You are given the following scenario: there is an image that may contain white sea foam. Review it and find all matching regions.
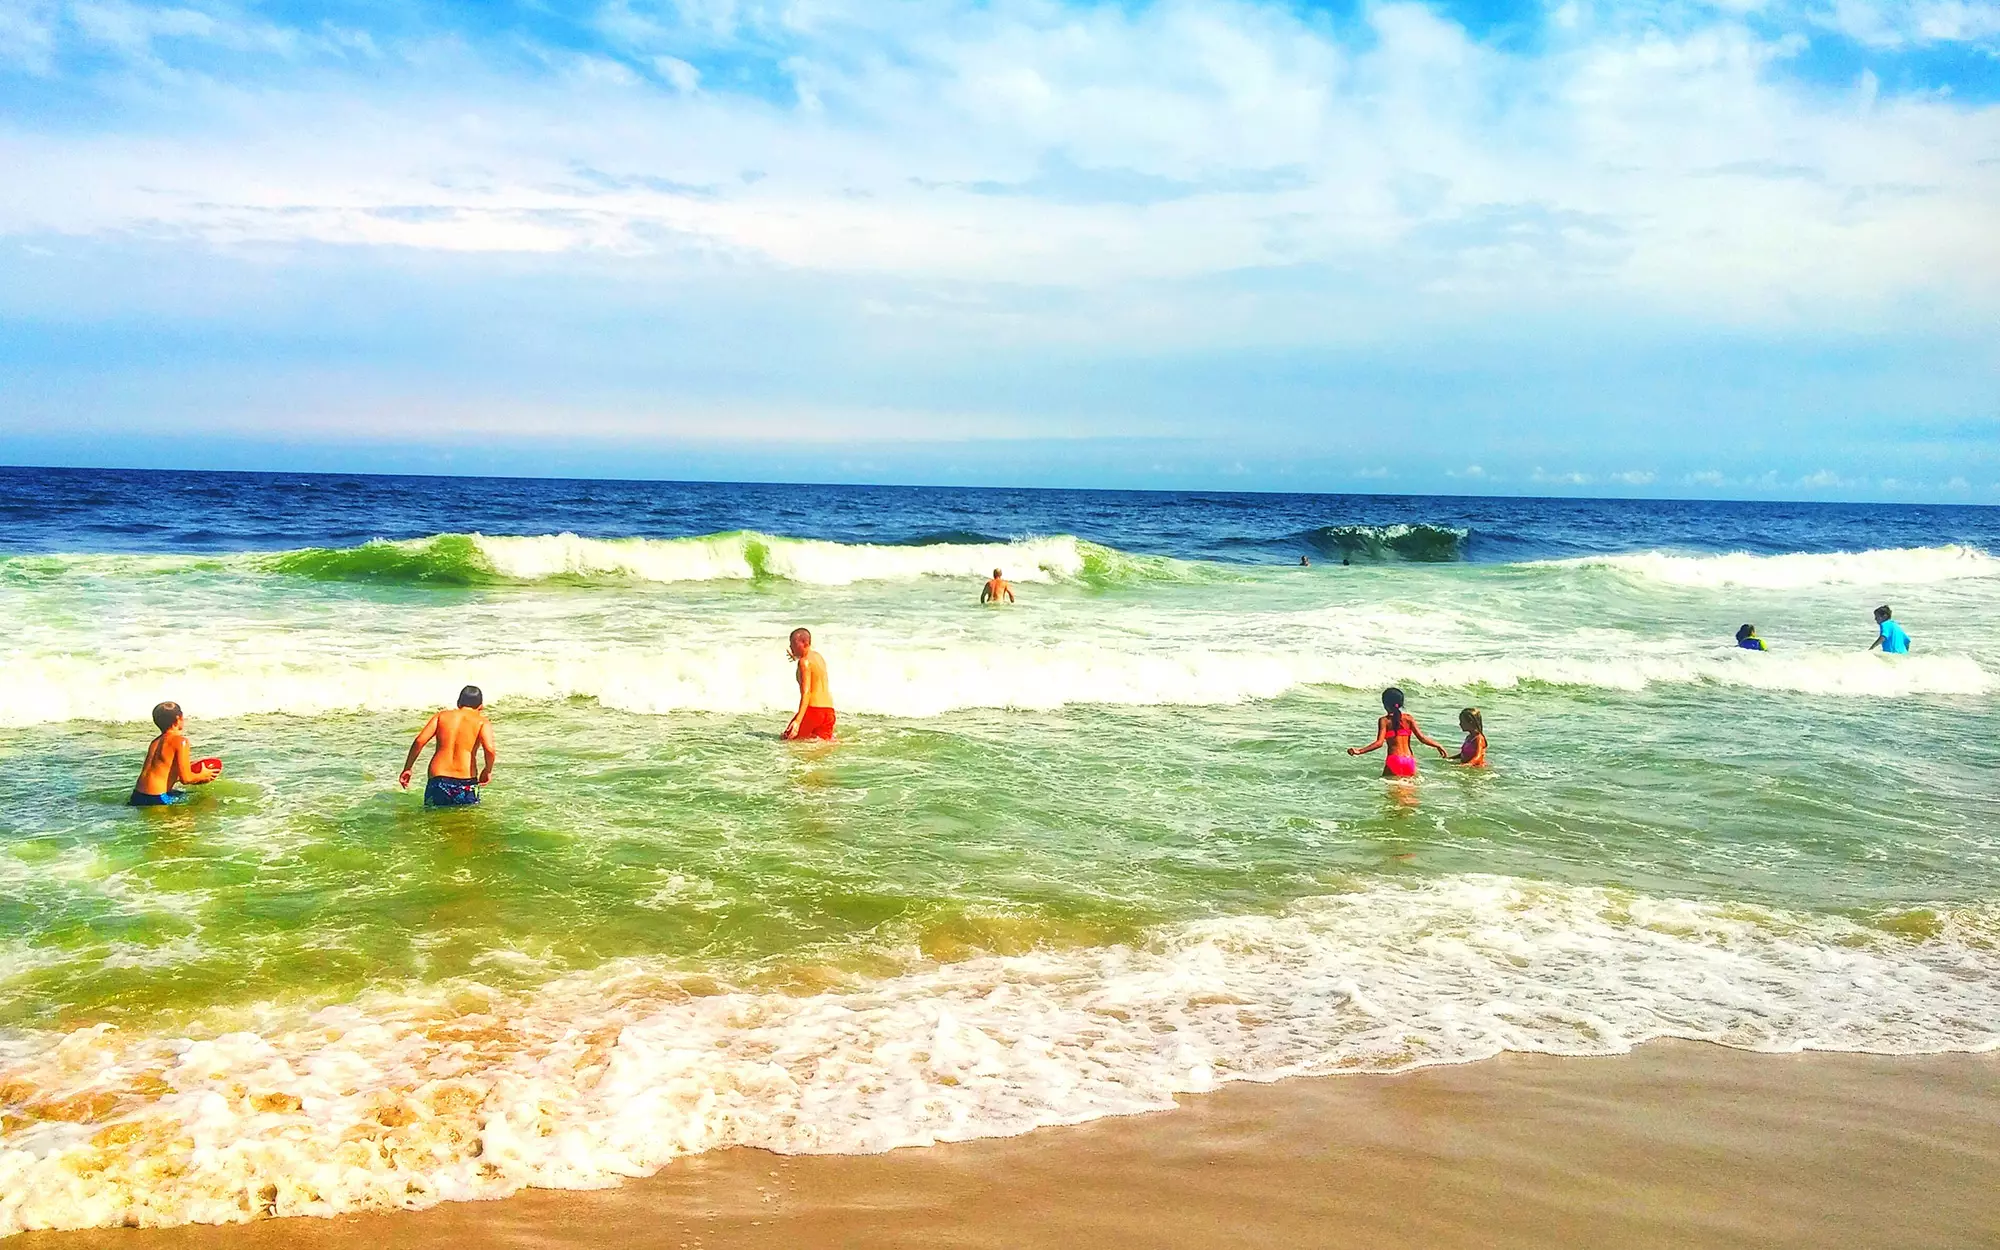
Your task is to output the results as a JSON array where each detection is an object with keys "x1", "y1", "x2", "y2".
[
  {"x1": 3, "y1": 636, "x2": 1990, "y2": 728},
  {"x1": 2, "y1": 875, "x2": 1994, "y2": 1234},
  {"x1": 471, "y1": 533, "x2": 1098, "y2": 585},
  {"x1": 1552, "y1": 545, "x2": 1999, "y2": 589}
]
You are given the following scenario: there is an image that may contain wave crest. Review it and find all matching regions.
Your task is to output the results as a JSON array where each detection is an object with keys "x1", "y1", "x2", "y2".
[
  {"x1": 1304, "y1": 523, "x2": 1469, "y2": 562},
  {"x1": 1549, "y1": 545, "x2": 1997, "y2": 589},
  {"x1": 252, "y1": 532, "x2": 1218, "y2": 588}
]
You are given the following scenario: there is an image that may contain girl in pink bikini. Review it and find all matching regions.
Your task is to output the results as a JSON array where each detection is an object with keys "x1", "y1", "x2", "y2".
[{"x1": 1348, "y1": 687, "x2": 1449, "y2": 778}]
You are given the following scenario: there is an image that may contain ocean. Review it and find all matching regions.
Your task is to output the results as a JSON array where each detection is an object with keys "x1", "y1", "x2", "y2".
[{"x1": 2, "y1": 466, "x2": 1997, "y2": 1233}]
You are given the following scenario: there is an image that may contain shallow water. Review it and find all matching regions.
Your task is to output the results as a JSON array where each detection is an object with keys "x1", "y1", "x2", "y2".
[{"x1": 1, "y1": 469, "x2": 1996, "y2": 1233}]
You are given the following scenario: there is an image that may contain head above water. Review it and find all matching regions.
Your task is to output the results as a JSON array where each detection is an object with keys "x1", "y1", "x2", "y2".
[
  {"x1": 789, "y1": 627, "x2": 812, "y2": 657},
  {"x1": 1459, "y1": 707, "x2": 1483, "y2": 735},
  {"x1": 993, "y1": 568, "x2": 1003, "y2": 579},
  {"x1": 150, "y1": 701, "x2": 183, "y2": 732},
  {"x1": 457, "y1": 685, "x2": 483, "y2": 709},
  {"x1": 1736, "y1": 624, "x2": 1757, "y2": 642},
  {"x1": 1381, "y1": 686, "x2": 1405, "y2": 731},
  {"x1": 1874, "y1": 605, "x2": 1893, "y2": 622}
]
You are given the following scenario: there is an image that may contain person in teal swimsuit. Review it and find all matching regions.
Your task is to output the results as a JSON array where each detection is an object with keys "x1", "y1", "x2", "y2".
[{"x1": 1870, "y1": 605, "x2": 1911, "y2": 654}]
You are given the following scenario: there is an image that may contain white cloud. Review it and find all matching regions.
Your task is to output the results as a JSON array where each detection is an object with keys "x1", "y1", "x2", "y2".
[
  {"x1": 1609, "y1": 469, "x2": 1657, "y2": 484},
  {"x1": 1446, "y1": 464, "x2": 1487, "y2": 478},
  {"x1": 1817, "y1": 0, "x2": 2000, "y2": 48},
  {"x1": 1532, "y1": 468, "x2": 1595, "y2": 485},
  {"x1": 0, "y1": 0, "x2": 1994, "y2": 339},
  {"x1": 1684, "y1": 469, "x2": 1728, "y2": 485}
]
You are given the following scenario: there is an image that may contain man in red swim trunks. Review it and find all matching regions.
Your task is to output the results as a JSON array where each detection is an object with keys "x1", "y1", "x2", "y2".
[{"x1": 783, "y1": 627, "x2": 836, "y2": 740}]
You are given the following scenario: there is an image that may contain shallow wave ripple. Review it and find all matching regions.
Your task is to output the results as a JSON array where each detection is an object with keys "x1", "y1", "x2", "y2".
[
  {"x1": 2, "y1": 876, "x2": 1994, "y2": 1235},
  {"x1": 1545, "y1": 544, "x2": 1999, "y2": 589},
  {"x1": 8, "y1": 636, "x2": 1991, "y2": 727}
]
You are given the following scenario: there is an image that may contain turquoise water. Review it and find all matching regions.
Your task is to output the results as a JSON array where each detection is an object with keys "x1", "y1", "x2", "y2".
[{"x1": 2, "y1": 502, "x2": 1998, "y2": 1232}]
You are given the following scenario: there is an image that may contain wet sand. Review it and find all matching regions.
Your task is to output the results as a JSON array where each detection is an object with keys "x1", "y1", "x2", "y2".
[{"x1": 22, "y1": 1042, "x2": 2000, "y2": 1250}]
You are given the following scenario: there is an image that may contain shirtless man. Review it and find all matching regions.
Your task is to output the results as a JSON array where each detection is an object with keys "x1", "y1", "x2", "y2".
[
  {"x1": 783, "y1": 628, "x2": 836, "y2": 740},
  {"x1": 131, "y1": 701, "x2": 220, "y2": 806},
  {"x1": 981, "y1": 568, "x2": 1015, "y2": 605},
  {"x1": 400, "y1": 685, "x2": 497, "y2": 806}
]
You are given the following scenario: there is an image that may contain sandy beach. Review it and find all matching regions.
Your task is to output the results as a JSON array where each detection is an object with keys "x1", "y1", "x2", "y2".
[{"x1": 19, "y1": 1042, "x2": 1997, "y2": 1250}]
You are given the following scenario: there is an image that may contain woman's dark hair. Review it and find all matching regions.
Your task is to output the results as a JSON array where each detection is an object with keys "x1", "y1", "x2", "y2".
[
  {"x1": 1736, "y1": 624, "x2": 1755, "y2": 641},
  {"x1": 1381, "y1": 687, "x2": 1405, "y2": 733}
]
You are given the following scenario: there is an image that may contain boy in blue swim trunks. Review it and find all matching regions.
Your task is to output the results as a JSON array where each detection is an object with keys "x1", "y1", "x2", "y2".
[
  {"x1": 400, "y1": 686, "x2": 497, "y2": 806},
  {"x1": 130, "y1": 701, "x2": 220, "y2": 805},
  {"x1": 1870, "y1": 605, "x2": 1911, "y2": 654}
]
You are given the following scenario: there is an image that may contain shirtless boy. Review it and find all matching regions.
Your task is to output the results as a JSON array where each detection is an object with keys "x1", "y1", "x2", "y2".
[
  {"x1": 400, "y1": 685, "x2": 497, "y2": 806},
  {"x1": 981, "y1": 569, "x2": 1015, "y2": 605},
  {"x1": 783, "y1": 628, "x2": 836, "y2": 740},
  {"x1": 131, "y1": 701, "x2": 220, "y2": 806}
]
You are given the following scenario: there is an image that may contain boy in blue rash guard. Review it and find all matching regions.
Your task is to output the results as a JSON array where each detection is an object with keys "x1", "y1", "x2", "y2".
[
  {"x1": 1871, "y1": 605, "x2": 1911, "y2": 654},
  {"x1": 1735, "y1": 624, "x2": 1767, "y2": 651},
  {"x1": 400, "y1": 686, "x2": 497, "y2": 806}
]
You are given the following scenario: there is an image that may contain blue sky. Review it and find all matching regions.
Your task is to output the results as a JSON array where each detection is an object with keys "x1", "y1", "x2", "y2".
[{"x1": 1, "y1": 0, "x2": 1996, "y2": 498}]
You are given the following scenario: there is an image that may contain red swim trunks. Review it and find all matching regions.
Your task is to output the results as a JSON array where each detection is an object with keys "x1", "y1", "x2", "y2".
[{"x1": 792, "y1": 706, "x2": 836, "y2": 740}]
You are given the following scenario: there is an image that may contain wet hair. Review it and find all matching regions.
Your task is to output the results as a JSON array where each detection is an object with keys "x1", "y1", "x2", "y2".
[
  {"x1": 1874, "y1": 604, "x2": 1893, "y2": 621},
  {"x1": 993, "y1": 568, "x2": 1004, "y2": 579},
  {"x1": 1736, "y1": 624, "x2": 1756, "y2": 642},
  {"x1": 1381, "y1": 687, "x2": 1405, "y2": 733},
  {"x1": 457, "y1": 685, "x2": 483, "y2": 708},
  {"x1": 1459, "y1": 707, "x2": 1483, "y2": 735},
  {"x1": 151, "y1": 701, "x2": 182, "y2": 732},
  {"x1": 789, "y1": 627, "x2": 812, "y2": 654}
]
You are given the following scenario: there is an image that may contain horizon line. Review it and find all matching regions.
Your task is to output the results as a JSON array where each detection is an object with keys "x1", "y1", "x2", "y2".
[{"x1": 6, "y1": 461, "x2": 1996, "y2": 513}]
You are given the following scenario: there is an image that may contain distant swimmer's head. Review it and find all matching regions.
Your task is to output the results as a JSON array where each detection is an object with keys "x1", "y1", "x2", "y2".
[
  {"x1": 1874, "y1": 604, "x2": 1893, "y2": 622},
  {"x1": 789, "y1": 627, "x2": 812, "y2": 658},
  {"x1": 1736, "y1": 624, "x2": 1757, "y2": 642},
  {"x1": 151, "y1": 701, "x2": 183, "y2": 732},
  {"x1": 457, "y1": 685, "x2": 483, "y2": 709},
  {"x1": 993, "y1": 568, "x2": 1004, "y2": 580},
  {"x1": 1459, "y1": 707, "x2": 1483, "y2": 735}
]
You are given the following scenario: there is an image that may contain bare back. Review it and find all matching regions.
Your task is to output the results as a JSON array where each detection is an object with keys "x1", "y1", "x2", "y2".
[
  {"x1": 134, "y1": 730, "x2": 187, "y2": 796},
  {"x1": 796, "y1": 651, "x2": 833, "y2": 709},
  {"x1": 427, "y1": 707, "x2": 492, "y2": 779}
]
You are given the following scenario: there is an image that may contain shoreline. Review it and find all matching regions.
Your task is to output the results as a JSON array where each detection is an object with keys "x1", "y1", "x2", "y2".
[{"x1": 20, "y1": 1041, "x2": 1998, "y2": 1249}]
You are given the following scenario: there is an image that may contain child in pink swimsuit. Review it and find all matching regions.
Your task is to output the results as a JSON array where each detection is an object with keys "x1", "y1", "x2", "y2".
[{"x1": 1349, "y1": 687, "x2": 1449, "y2": 778}]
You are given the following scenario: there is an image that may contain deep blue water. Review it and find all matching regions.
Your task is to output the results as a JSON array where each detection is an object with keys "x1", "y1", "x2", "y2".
[{"x1": 3, "y1": 465, "x2": 1996, "y2": 560}]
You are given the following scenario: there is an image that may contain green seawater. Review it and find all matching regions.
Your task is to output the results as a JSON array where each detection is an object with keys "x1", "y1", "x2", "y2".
[{"x1": 1, "y1": 535, "x2": 1996, "y2": 1231}]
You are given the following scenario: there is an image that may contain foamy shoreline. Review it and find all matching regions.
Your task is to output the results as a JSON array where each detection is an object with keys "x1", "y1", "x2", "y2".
[{"x1": 17, "y1": 1044, "x2": 1998, "y2": 1249}]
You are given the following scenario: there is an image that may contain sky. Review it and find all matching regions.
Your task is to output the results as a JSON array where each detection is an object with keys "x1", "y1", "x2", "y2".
[{"x1": 0, "y1": 0, "x2": 1996, "y2": 499}]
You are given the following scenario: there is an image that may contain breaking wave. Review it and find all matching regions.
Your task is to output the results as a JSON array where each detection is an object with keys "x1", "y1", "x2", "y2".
[
  {"x1": 258, "y1": 532, "x2": 1214, "y2": 588},
  {"x1": 5, "y1": 638, "x2": 1988, "y2": 727},
  {"x1": 2, "y1": 876, "x2": 1993, "y2": 1234},
  {"x1": 1303, "y1": 523, "x2": 1469, "y2": 563},
  {"x1": 1547, "y1": 545, "x2": 1998, "y2": 589}
]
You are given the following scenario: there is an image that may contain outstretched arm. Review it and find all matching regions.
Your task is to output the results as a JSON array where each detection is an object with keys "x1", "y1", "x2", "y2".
[
  {"x1": 1868, "y1": 633, "x2": 1883, "y2": 651},
  {"x1": 1348, "y1": 718, "x2": 1389, "y2": 756},
  {"x1": 476, "y1": 719, "x2": 498, "y2": 785},
  {"x1": 170, "y1": 735, "x2": 217, "y2": 785},
  {"x1": 1408, "y1": 716, "x2": 1451, "y2": 757},
  {"x1": 400, "y1": 713, "x2": 440, "y2": 788}
]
